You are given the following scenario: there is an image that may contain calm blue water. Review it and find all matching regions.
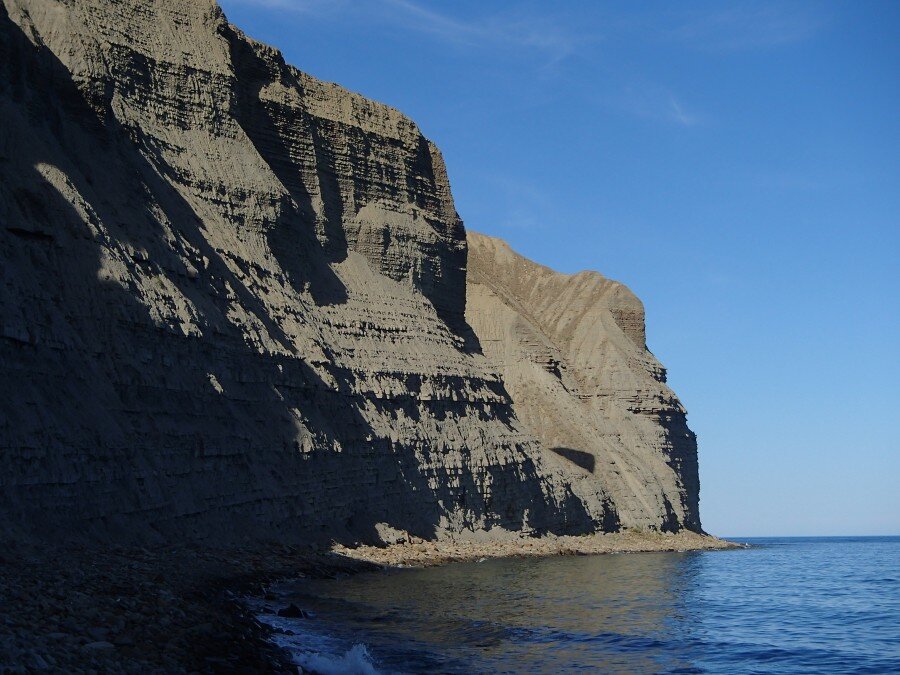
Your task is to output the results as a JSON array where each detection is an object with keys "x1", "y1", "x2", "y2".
[{"x1": 258, "y1": 537, "x2": 900, "y2": 673}]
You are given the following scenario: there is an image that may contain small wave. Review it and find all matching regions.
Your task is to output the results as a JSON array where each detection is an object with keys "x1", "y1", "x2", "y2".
[
  {"x1": 253, "y1": 600, "x2": 383, "y2": 675},
  {"x1": 296, "y1": 643, "x2": 380, "y2": 675},
  {"x1": 255, "y1": 539, "x2": 900, "y2": 673}
]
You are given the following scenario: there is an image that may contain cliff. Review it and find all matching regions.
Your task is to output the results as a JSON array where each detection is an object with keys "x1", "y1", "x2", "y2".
[
  {"x1": 0, "y1": 0, "x2": 701, "y2": 544},
  {"x1": 466, "y1": 233, "x2": 700, "y2": 531}
]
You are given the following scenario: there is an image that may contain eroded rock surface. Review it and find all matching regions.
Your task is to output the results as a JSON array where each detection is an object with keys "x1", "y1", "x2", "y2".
[
  {"x1": 0, "y1": 0, "x2": 700, "y2": 544},
  {"x1": 466, "y1": 233, "x2": 701, "y2": 532}
]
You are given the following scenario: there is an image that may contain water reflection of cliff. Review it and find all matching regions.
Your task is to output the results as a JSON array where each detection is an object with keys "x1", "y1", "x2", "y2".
[{"x1": 272, "y1": 552, "x2": 704, "y2": 673}]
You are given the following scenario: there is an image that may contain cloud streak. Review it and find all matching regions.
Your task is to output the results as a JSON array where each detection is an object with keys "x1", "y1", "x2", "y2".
[
  {"x1": 222, "y1": 1, "x2": 825, "y2": 130},
  {"x1": 380, "y1": 0, "x2": 582, "y2": 68},
  {"x1": 662, "y1": 5, "x2": 827, "y2": 51},
  {"x1": 225, "y1": 0, "x2": 584, "y2": 67},
  {"x1": 598, "y1": 80, "x2": 703, "y2": 128},
  {"x1": 224, "y1": 0, "x2": 340, "y2": 12}
]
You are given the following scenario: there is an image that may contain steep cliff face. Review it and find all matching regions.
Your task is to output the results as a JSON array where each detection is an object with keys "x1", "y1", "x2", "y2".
[
  {"x1": 0, "y1": 0, "x2": 700, "y2": 543},
  {"x1": 466, "y1": 233, "x2": 701, "y2": 532}
]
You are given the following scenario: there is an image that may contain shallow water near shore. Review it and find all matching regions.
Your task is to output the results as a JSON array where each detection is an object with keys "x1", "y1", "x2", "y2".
[{"x1": 257, "y1": 537, "x2": 900, "y2": 673}]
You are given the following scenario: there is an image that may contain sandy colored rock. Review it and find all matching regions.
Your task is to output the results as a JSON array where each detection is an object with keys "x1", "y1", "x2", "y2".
[
  {"x1": 467, "y1": 232, "x2": 701, "y2": 532},
  {"x1": 335, "y1": 531, "x2": 738, "y2": 568}
]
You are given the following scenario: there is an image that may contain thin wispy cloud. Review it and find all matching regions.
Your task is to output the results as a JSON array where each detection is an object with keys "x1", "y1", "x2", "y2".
[
  {"x1": 224, "y1": 1, "x2": 761, "y2": 128},
  {"x1": 383, "y1": 0, "x2": 579, "y2": 64},
  {"x1": 227, "y1": 0, "x2": 585, "y2": 68},
  {"x1": 668, "y1": 96, "x2": 698, "y2": 127},
  {"x1": 608, "y1": 82, "x2": 702, "y2": 128},
  {"x1": 663, "y1": 5, "x2": 827, "y2": 51},
  {"x1": 224, "y1": 0, "x2": 346, "y2": 15}
]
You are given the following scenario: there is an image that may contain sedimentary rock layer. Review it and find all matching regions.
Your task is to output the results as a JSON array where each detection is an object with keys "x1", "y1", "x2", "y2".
[
  {"x1": 0, "y1": 0, "x2": 700, "y2": 543},
  {"x1": 466, "y1": 233, "x2": 701, "y2": 532}
]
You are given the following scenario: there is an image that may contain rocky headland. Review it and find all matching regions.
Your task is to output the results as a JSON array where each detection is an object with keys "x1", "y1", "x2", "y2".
[{"x1": 0, "y1": 0, "x2": 724, "y2": 670}]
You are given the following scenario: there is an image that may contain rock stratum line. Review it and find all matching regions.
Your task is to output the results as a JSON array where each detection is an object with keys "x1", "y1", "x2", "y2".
[{"x1": 0, "y1": 0, "x2": 702, "y2": 545}]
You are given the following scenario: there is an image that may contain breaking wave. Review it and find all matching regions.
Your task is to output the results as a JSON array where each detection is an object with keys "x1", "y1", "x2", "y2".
[{"x1": 295, "y1": 643, "x2": 380, "y2": 675}]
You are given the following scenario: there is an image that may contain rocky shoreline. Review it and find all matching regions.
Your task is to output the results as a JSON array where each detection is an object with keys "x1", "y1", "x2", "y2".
[
  {"x1": 0, "y1": 541, "x2": 375, "y2": 673},
  {"x1": 0, "y1": 532, "x2": 737, "y2": 672},
  {"x1": 333, "y1": 529, "x2": 740, "y2": 568}
]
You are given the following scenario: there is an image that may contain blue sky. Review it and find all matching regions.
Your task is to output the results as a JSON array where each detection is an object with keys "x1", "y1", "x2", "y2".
[{"x1": 218, "y1": 0, "x2": 899, "y2": 537}]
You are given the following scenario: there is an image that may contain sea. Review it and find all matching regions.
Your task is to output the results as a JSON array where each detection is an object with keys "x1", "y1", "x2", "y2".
[{"x1": 255, "y1": 537, "x2": 900, "y2": 674}]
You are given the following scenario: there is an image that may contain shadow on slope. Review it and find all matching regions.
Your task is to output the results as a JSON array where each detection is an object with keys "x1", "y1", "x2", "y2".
[{"x1": 550, "y1": 447, "x2": 596, "y2": 475}]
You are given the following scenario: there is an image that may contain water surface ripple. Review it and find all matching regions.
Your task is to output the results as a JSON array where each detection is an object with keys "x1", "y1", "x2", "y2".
[{"x1": 260, "y1": 537, "x2": 900, "y2": 673}]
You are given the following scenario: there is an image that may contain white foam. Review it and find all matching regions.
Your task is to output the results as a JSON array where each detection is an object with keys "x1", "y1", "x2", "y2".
[
  {"x1": 296, "y1": 643, "x2": 381, "y2": 675},
  {"x1": 254, "y1": 606, "x2": 383, "y2": 675}
]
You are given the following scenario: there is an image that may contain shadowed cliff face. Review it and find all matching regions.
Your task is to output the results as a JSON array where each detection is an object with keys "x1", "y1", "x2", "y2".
[
  {"x1": 0, "y1": 0, "x2": 595, "y2": 543},
  {"x1": 0, "y1": 0, "x2": 699, "y2": 544}
]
